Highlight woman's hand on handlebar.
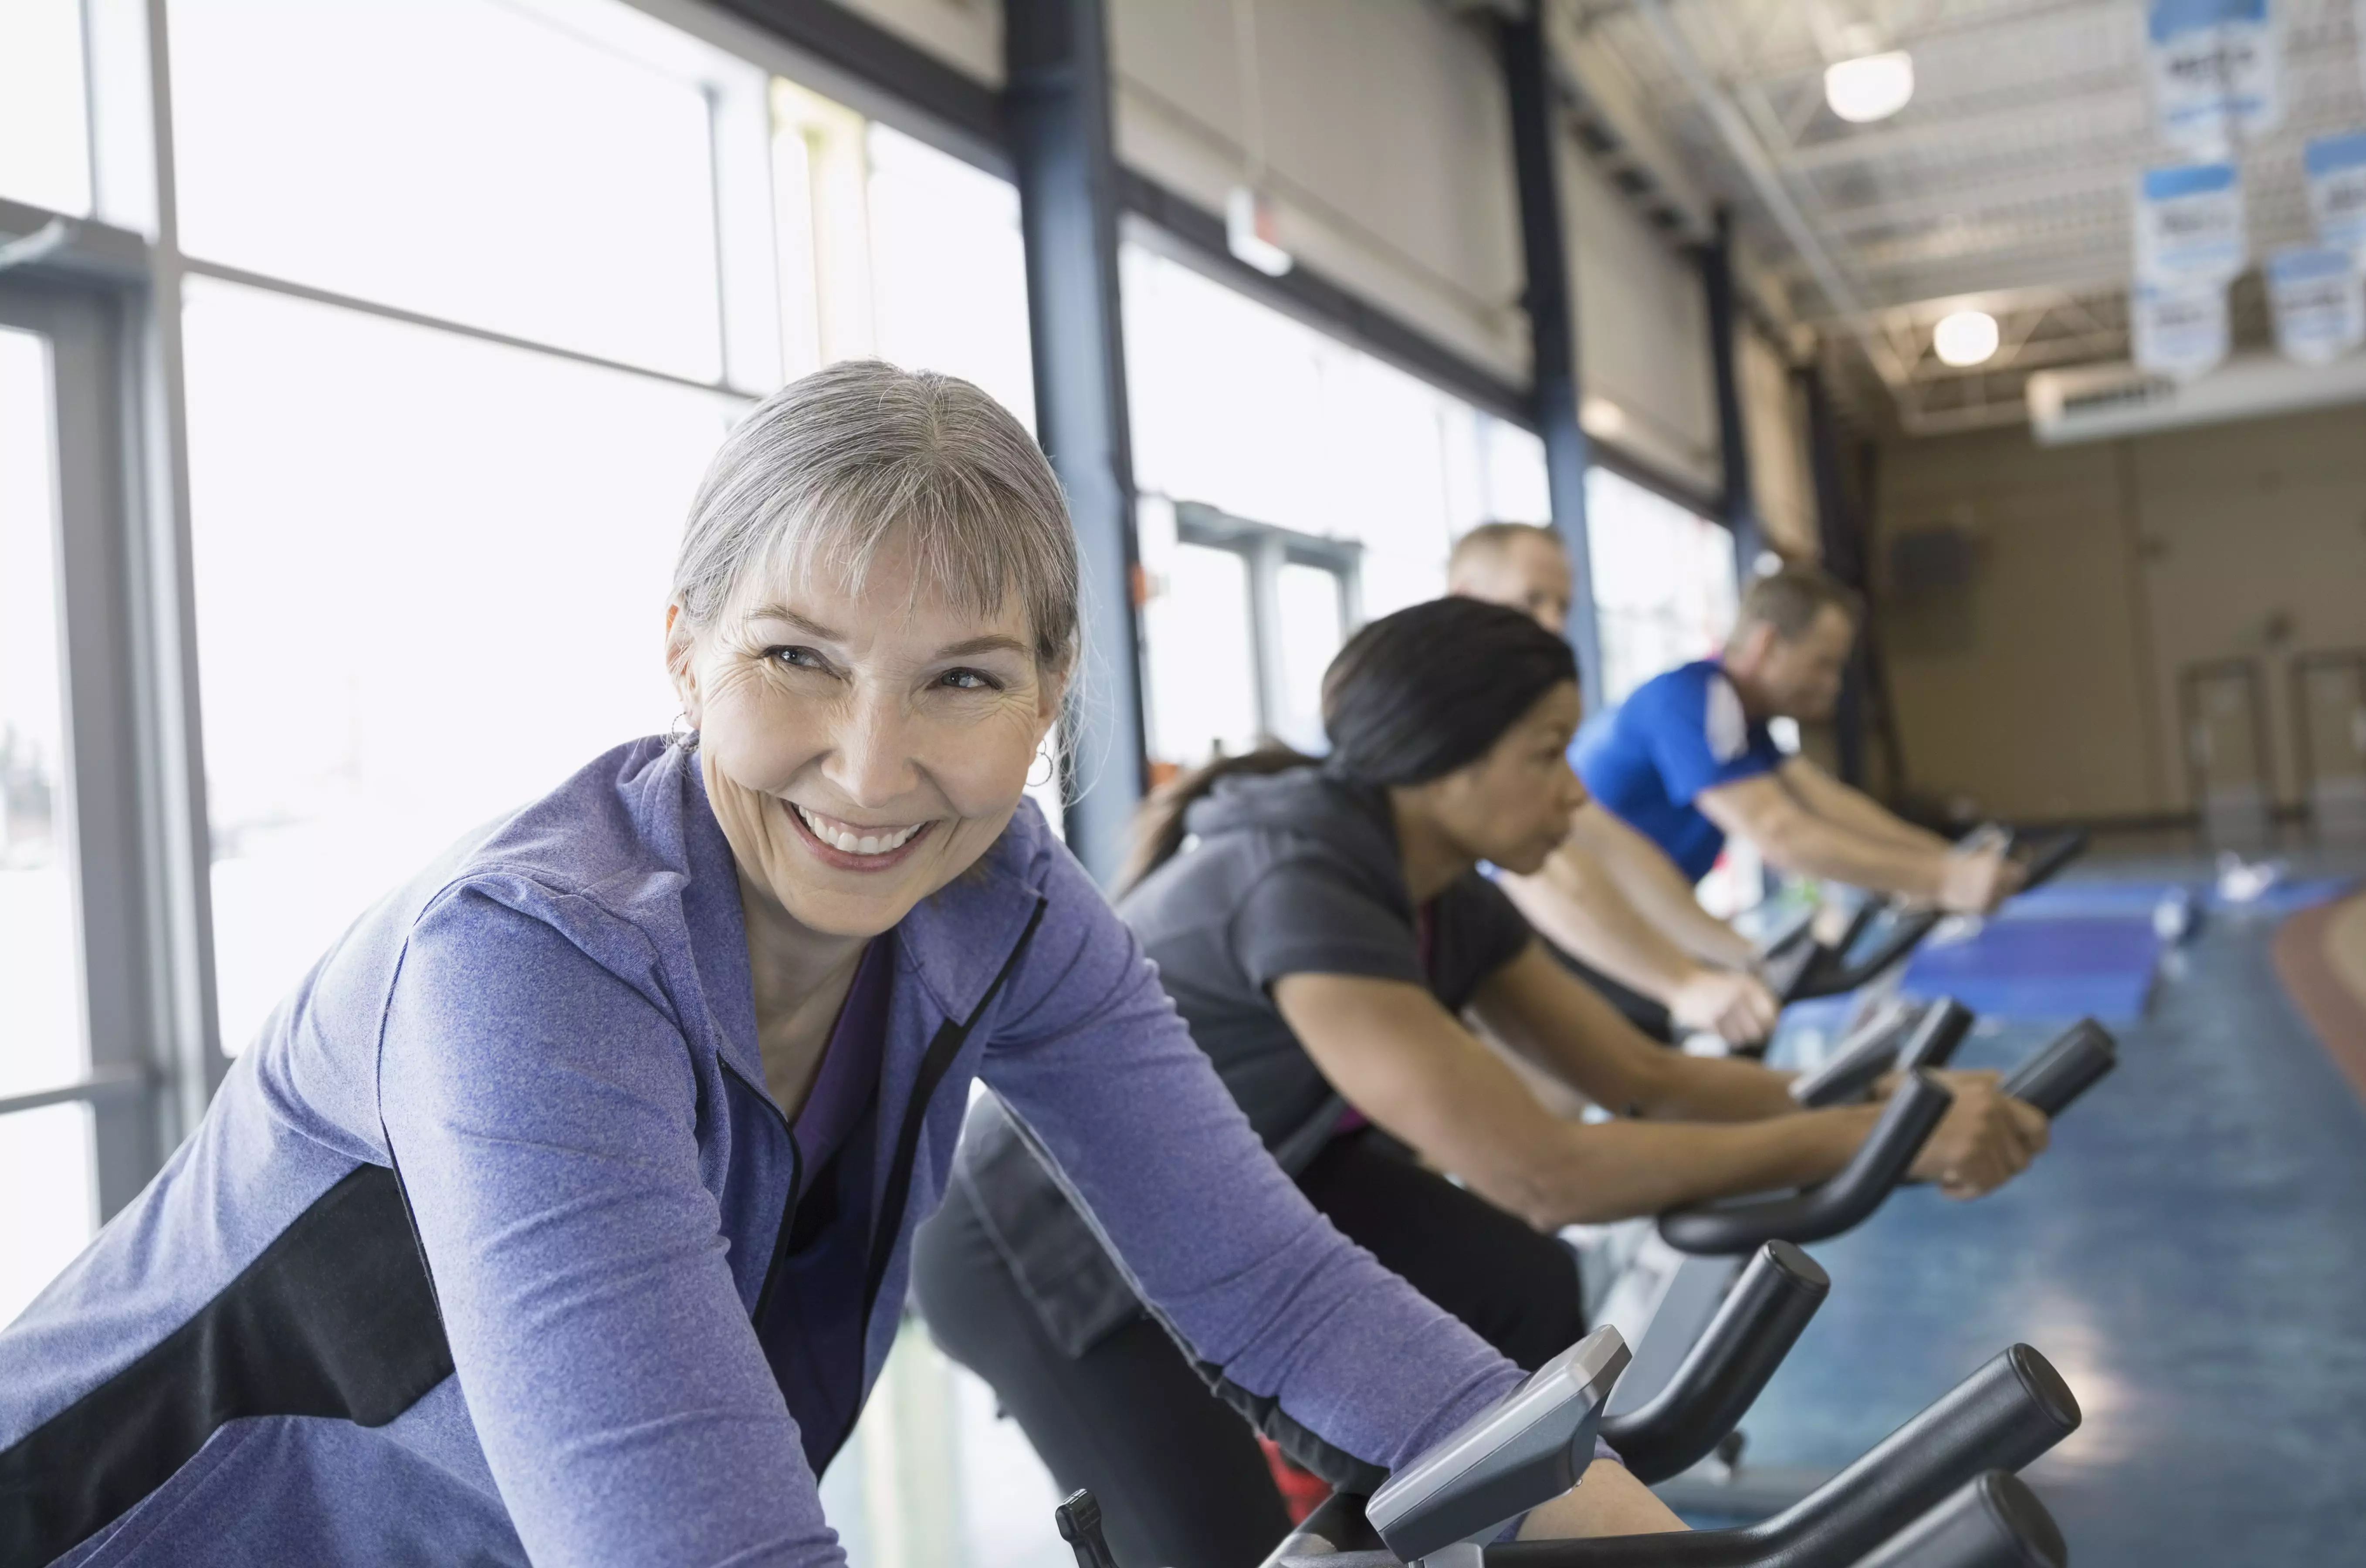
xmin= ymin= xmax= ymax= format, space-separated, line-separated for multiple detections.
xmin=1906 ymin=1074 xmax=2050 ymax=1197
xmin=1938 ymin=844 xmax=2027 ymax=915
xmin=1516 ymin=1460 xmax=1686 ymax=1540
xmin=1669 ymin=966 xmax=1780 ymax=1045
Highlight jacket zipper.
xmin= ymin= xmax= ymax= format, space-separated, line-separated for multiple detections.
xmin=724 ymin=1057 xmax=802 ymax=1328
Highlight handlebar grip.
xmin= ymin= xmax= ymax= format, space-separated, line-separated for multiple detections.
xmin=1788 ymin=909 xmax=1946 ymax=1001
xmin=1896 ymin=998 xmax=1975 ymax=1071
xmin=2011 ymin=829 xmax=2089 ymax=895
xmin=1599 ymin=1242 xmax=1830 ymax=1484
xmin=2000 ymin=1019 xmax=2117 ymax=1118
xmin=1851 ymin=1471 xmax=2068 ymax=1568
xmin=1659 ymin=1072 xmax=1953 ymax=1255
xmin=1485 ymin=1345 xmax=2081 ymax=1568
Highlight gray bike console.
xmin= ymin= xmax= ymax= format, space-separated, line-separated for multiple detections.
xmin=1364 ymin=1327 xmax=1631 ymax=1565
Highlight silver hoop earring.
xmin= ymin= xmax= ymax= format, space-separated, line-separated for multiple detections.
xmin=668 ymin=710 xmax=699 ymax=750
xmin=1027 ymin=746 xmax=1056 ymax=790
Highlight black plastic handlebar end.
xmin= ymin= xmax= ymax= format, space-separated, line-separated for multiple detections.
xmin=1764 ymin=1239 xmax=1831 ymax=1294
xmin=1600 ymin=1242 xmax=1833 ymax=1483
xmin=1898 ymin=998 xmax=1976 ymax=1071
xmin=2005 ymin=1344 xmax=2082 ymax=1436
xmin=2000 ymin=1020 xmax=2118 ymax=1119
xmin=1853 ymin=1471 xmax=2068 ymax=1568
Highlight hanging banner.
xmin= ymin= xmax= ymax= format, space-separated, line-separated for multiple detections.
xmin=2266 ymin=245 xmax=2366 ymax=363
xmin=2147 ymin=0 xmax=2283 ymax=157
xmin=2305 ymin=130 xmax=2366 ymax=254
xmin=2131 ymin=283 xmax=2231 ymax=379
xmin=2134 ymin=162 xmax=2248 ymax=284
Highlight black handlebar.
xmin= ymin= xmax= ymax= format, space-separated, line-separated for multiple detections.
xmin=1600 ymin=1242 xmax=1830 ymax=1484
xmin=1791 ymin=1000 xmax=1920 ymax=1109
xmin=2008 ymin=829 xmax=2088 ymax=895
xmin=1852 ymin=1471 xmax=2068 ymax=1568
xmin=1486 ymin=1344 xmax=2080 ymax=1568
xmin=1895 ymin=998 xmax=1974 ymax=1071
xmin=1660 ymin=1072 xmax=1953 ymax=1255
xmin=1782 ymin=908 xmax=1947 ymax=1001
xmin=1999 ymin=1019 xmax=2117 ymax=1118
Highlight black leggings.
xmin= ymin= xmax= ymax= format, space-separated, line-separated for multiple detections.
xmin=908 ymin=1130 xmax=1584 ymax=1568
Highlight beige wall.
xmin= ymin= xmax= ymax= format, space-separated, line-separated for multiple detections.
xmin=1874 ymin=403 xmax=2366 ymax=821
xmin=1740 ymin=326 xmax=1815 ymax=560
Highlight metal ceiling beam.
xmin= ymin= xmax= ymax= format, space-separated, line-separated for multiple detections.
xmin=1605 ymin=0 xmax=2129 ymax=100
xmin=1815 ymin=160 xmax=2138 ymax=237
xmin=1628 ymin=0 xmax=1910 ymax=388
xmin=1774 ymin=78 xmax=2147 ymax=173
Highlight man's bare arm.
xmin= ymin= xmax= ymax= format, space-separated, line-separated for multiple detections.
xmin=1499 ymin=839 xmax=1777 ymax=1045
xmin=1501 ymin=840 xmax=1709 ymax=999
xmin=1568 ymin=803 xmax=1760 ymax=969
xmin=1699 ymin=774 xmax=1950 ymax=902
xmin=1780 ymin=755 xmax=1951 ymax=854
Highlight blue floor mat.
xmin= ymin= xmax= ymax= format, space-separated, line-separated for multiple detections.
xmin=1728 ymin=902 xmax=2366 ymax=1565
xmin=1900 ymin=917 xmax=2163 ymax=1024
xmin=1999 ymin=874 xmax=2359 ymax=922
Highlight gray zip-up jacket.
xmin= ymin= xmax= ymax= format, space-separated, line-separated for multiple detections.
xmin=0 ymin=739 xmax=1523 ymax=1567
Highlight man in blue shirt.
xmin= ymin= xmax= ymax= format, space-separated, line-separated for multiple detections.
xmin=1577 ymin=565 xmax=2021 ymax=915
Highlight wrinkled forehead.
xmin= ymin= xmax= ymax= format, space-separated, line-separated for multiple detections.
xmin=714 ymin=521 xmax=1033 ymax=649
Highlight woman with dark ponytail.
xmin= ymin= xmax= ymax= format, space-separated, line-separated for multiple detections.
xmin=912 ymin=599 xmax=2044 ymax=1568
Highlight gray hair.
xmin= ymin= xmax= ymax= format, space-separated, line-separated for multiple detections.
xmin=670 ymin=360 xmax=1078 ymax=674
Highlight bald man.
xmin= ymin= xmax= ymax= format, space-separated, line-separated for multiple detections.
xmin=1449 ymin=524 xmax=1777 ymax=1046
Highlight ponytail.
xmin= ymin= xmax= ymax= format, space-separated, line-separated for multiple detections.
xmin=1119 ymin=743 xmax=1316 ymax=894
xmin=1120 ymin=597 xmax=1577 ymax=893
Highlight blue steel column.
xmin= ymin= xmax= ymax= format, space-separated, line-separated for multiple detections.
xmin=1006 ymin=0 xmax=1149 ymax=886
xmin=1802 ymin=363 xmax=1872 ymax=787
xmin=1501 ymin=3 xmax=1604 ymax=715
xmin=1702 ymin=210 xmax=1765 ymax=585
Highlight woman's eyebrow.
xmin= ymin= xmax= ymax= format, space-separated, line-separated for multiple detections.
xmin=741 ymin=606 xmax=842 ymax=640
xmin=934 ymin=634 xmax=1029 ymax=659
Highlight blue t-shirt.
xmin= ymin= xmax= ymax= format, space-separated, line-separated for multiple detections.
xmin=1574 ymin=659 xmax=1785 ymax=882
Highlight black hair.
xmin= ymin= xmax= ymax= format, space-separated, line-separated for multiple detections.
xmin=1121 ymin=597 xmax=1578 ymax=890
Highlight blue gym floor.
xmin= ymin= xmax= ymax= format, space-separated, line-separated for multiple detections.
xmin=1716 ymin=846 xmax=2366 ymax=1561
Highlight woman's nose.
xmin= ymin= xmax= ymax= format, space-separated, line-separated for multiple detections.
xmin=828 ymin=690 xmax=922 ymax=807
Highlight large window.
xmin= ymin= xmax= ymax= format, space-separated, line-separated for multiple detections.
xmin=0 ymin=322 xmax=97 ymax=1326
xmin=1585 ymin=465 xmax=1738 ymax=705
xmin=171 ymin=0 xmax=730 ymax=379
xmin=186 ymin=279 xmax=741 ymax=1053
xmin=0 ymin=1 xmax=91 ymax=215
xmin=1124 ymin=244 xmax=1549 ymax=769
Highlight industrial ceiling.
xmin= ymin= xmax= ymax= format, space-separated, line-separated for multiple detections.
xmin=1554 ymin=0 xmax=2366 ymax=433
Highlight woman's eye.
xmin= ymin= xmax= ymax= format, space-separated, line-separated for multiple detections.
xmin=768 ymin=645 xmax=828 ymax=672
xmin=939 ymin=667 xmax=1001 ymax=692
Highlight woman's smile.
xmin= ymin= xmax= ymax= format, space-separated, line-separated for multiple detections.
xmin=784 ymin=797 xmax=938 ymax=871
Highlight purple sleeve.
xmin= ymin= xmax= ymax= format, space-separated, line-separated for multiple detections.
xmin=978 ymin=838 xmax=1530 ymax=1478
xmin=379 ymin=889 xmax=835 ymax=1568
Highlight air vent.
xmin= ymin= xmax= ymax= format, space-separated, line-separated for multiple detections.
xmin=2028 ymin=353 xmax=2366 ymax=444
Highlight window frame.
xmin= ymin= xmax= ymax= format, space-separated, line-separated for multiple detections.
xmin=1171 ymin=500 xmax=1361 ymax=749
xmin=0 ymin=0 xmax=799 ymax=1218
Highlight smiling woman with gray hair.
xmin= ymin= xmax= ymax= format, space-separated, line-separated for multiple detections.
xmin=0 ymin=361 xmax=1676 ymax=1568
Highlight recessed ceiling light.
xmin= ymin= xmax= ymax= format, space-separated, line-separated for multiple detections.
xmin=1824 ymin=51 xmax=1915 ymax=124
xmin=1933 ymin=309 xmax=2001 ymax=367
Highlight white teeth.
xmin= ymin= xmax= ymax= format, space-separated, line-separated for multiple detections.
xmin=795 ymin=804 xmax=922 ymax=857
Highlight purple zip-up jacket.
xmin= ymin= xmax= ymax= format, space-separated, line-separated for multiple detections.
xmin=0 ymin=738 xmax=1525 ymax=1566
